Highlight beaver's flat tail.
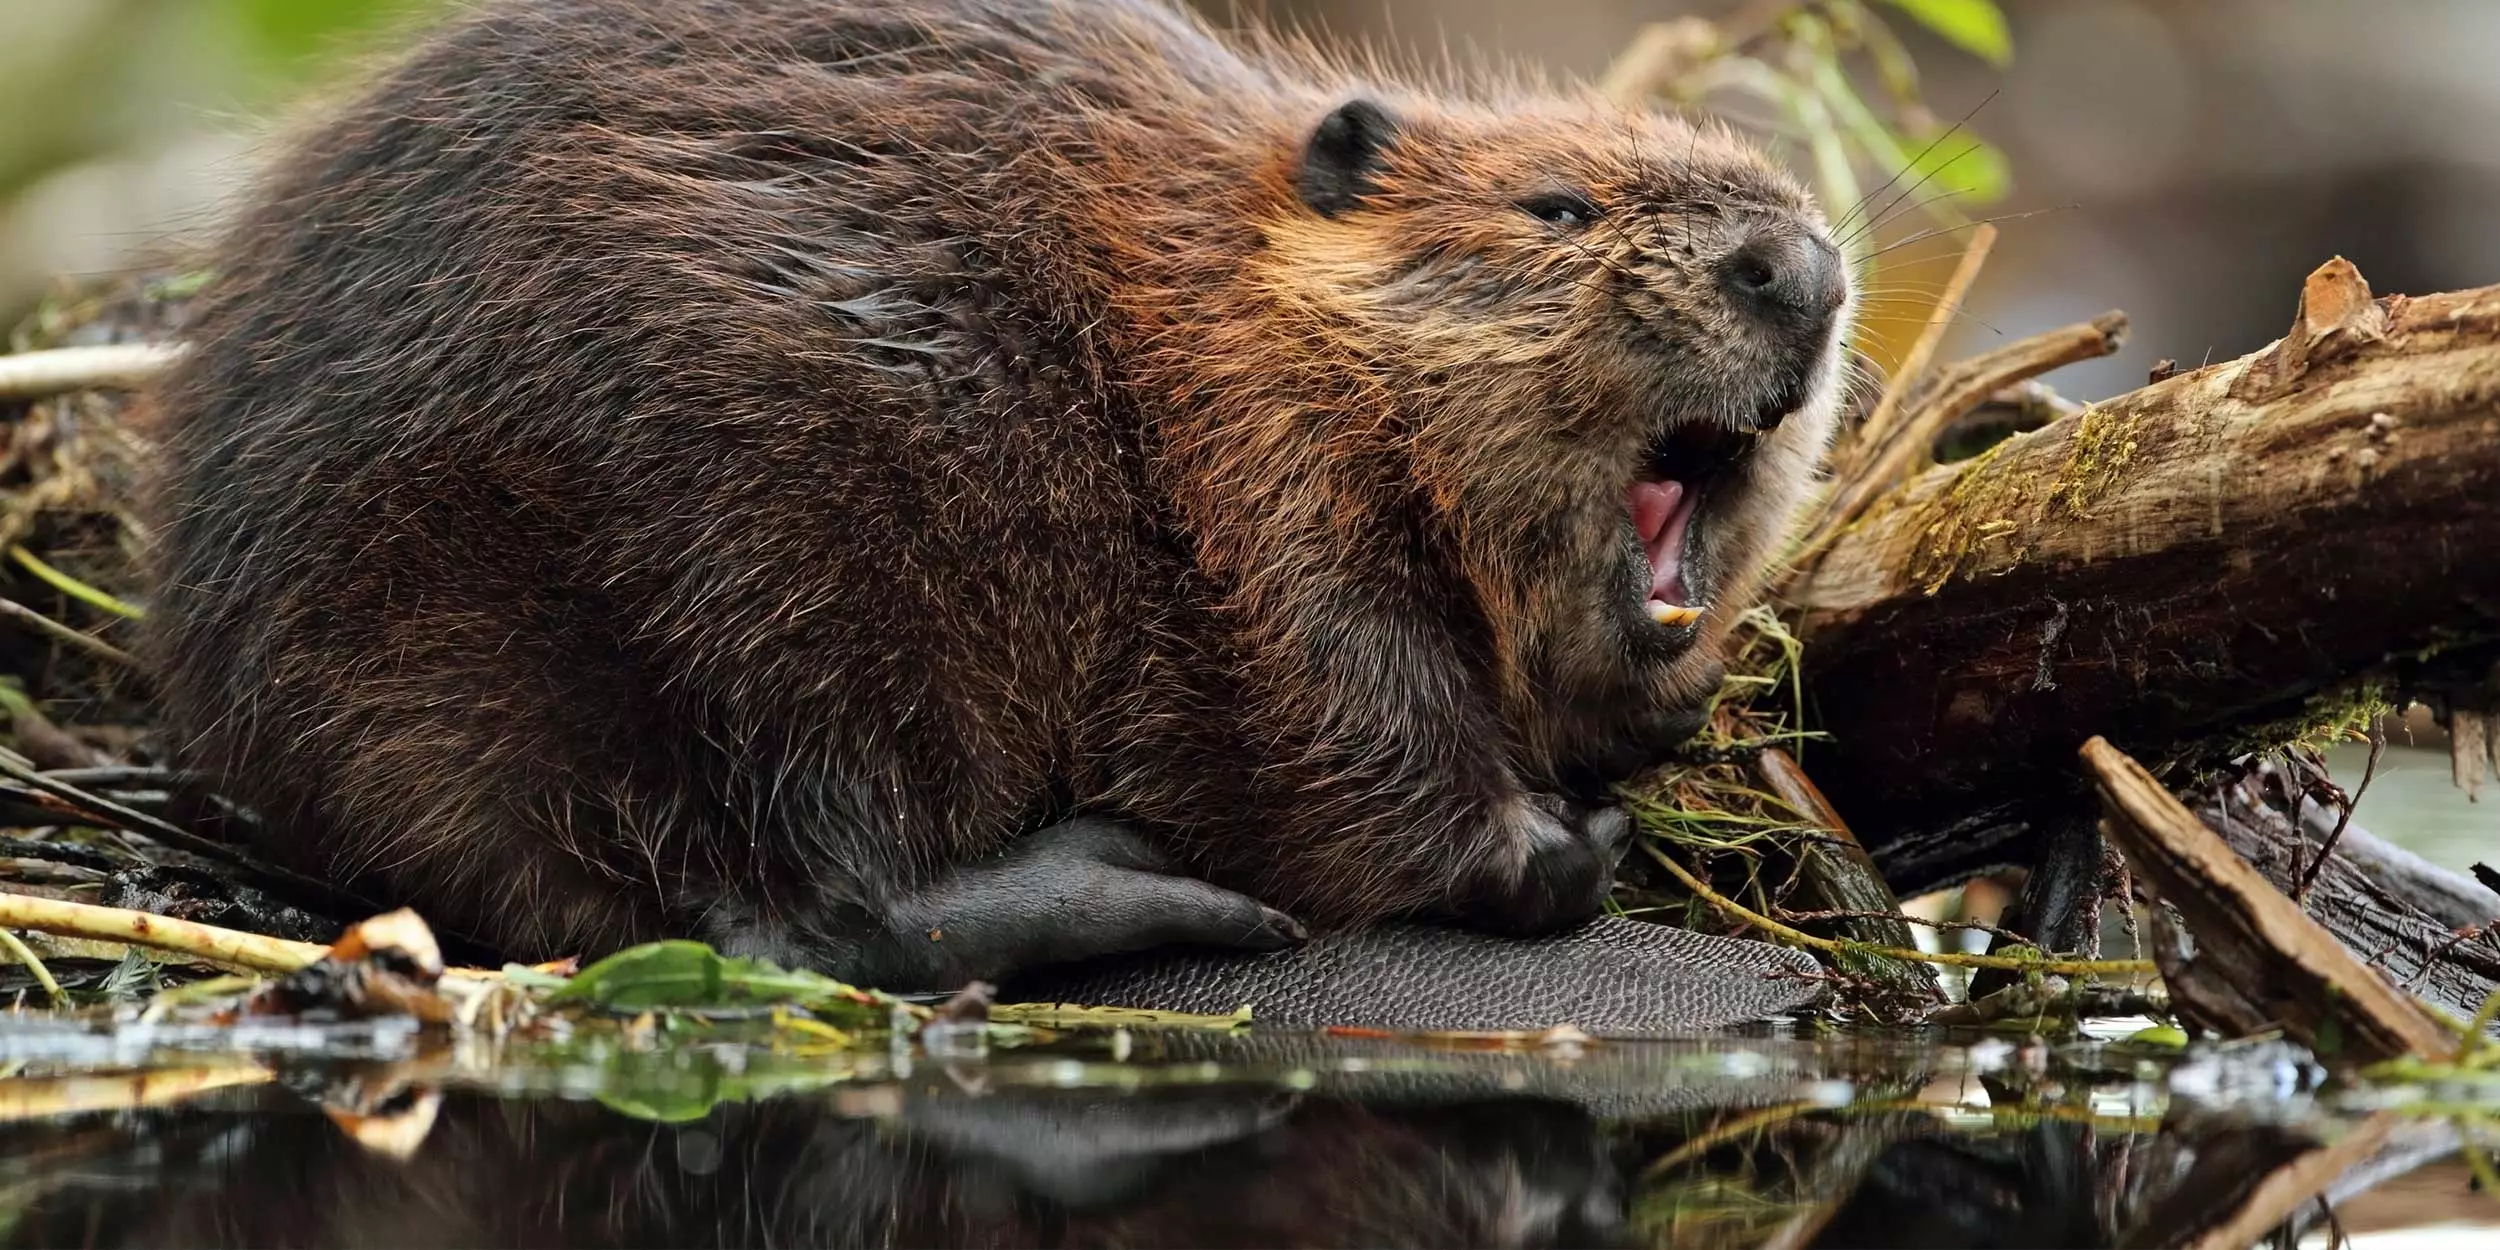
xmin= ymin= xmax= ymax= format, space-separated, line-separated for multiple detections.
xmin=1004 ymin=916 xmax=1824 ymax=1033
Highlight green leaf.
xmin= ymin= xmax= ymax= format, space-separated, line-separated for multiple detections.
xmin=2122 ymin=1024 xmax=2189 ymax=1050
xmin=1881 ymin=0 xmax=2013 ymax=67
xmin=550 ymin=940 xmax=897 ymax=1025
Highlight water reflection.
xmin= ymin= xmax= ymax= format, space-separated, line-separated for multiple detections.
xmin=0 ymin=1027 xmax=2486 ymax=1249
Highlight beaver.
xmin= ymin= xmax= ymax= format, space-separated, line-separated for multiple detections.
xmin=145 ymin=0 xmax=1851 ymax=989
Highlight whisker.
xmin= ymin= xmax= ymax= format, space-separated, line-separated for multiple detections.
xmin=1858 ymin=205 xmax=2077 ymax=262
xmin=1838 ymin=142 xmax=1988 ymax=249
xmin=1831 ymin=88 xmax=2000 ymax=238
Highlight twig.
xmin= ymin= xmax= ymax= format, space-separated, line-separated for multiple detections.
xmin=2453 ymin=709 xmax=2488 ymax=801
xmin=8 ymin=547 xmax=144 ymax=620
xmin=1779 ymin=907 xmax=2031 ymax=947
xmin=1598 ymin=19 xmax=1719 ymax=105
xmin=1639 ymin=1099 xmax=1820 ymax=1178
xmin=0 ymin=891 xmax=327 ymax=974
xmin=1597 ymin=1 xmax=1795 ymax=104
xmin=2180 ymin=1113 xmax=2397 ymax=1250
xmin=0 ymin=749 xmax=383 ymax=918
xmin=1752 ymin=746 xmax=1939 ymax=996
xmin=2297 ymin=721 xmax=2384 ymax=904
xmin=0 ymin=596 xmax=134 ymax=667
xmin=1641 ymin=841 xmax=2153 ymax=976
xmin=0 ymin=344 xmax=183 ymax=401
xmin=1873 ymin=311 xmax=2125 ymax=480
xmin=1926 ymin=977 xmax=2169 ymax=1028
xmin=1801 ymin=222 xmax=1996 ymax=554
xmin=0 ymin=926 xmax=65 ymax=1005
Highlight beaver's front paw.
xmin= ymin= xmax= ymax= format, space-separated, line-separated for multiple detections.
xmin=1452 ymin=796 xmax=1630 ymax=937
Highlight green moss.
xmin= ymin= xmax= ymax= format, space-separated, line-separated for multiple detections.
xmin=2048 ymin=404 xmax=2143 ymax=517
xmin=1902 ymin=435 xmax=2035 ymax=593
xmin=1893 ymin=406 xmax=2148 ymax=595
xmin=2203 ymin=680 xmax=2394 ymax=766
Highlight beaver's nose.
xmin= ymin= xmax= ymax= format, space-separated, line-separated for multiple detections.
xmin=1719 ymin=226 xmax=1845 ymax=336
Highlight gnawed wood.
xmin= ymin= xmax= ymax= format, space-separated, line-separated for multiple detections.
xmin=1807 ymin=223 xmax=1997 ymax=547
xmin=2202 ymin=770 xmax=2500 ymax=1028
xmin=2456 ymin=709 xmax=2490 ymax=801
xmin=2165 ymin=1112 xmax=2397 ymax=1250
xmin=1809 ymin=310 xmax=2126 ymax=558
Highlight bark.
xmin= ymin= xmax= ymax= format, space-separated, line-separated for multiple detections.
xmin=1750 ymin=746 xmax=1939 ymax=1006
xmin=1785 ymin=260 xmax=2500 ymax=892
xmin=2199 ymin=773 xmax=2500 ymax=1028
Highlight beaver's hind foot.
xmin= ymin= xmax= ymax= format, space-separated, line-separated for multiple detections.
xmin=802 ymin=818 xmax=1306 ymax=992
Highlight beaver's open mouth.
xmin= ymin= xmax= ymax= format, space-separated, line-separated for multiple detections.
xmin=1627 ymin=421 xmax=1755 ymax=631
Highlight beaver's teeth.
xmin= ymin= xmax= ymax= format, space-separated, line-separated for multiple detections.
xmin=1647 ymin=601 xmax=1705 ymax=627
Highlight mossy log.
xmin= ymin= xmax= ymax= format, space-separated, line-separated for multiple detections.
xmin=1787 ymin=260 xmax=2500 ymax=893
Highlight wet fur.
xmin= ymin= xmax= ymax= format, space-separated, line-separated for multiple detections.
xmin=145 ymin=0 xmax=1849 ymax=961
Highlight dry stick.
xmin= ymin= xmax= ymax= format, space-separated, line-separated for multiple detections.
xmin=2179 ymin=1112 xmax=2398 ymax=1250
xmin=1800 ymin=222 xmax=1996 ymax=554
xmin=1598 ymin=19 xmax=1717 ymax=104
xmin=0 ymin=891 xmax=328 ymax=974
xmin=1640 ymin=841 xmax=2153 ymax=977
xmin=0 ymin=344 xmax=183 ymax=401
xmin=0 ymin=596 xmax=135 ymax=667
xmin=1597 ymin=0 xmax=1794 ymax=104
xmin=2454 ymin=709 xmax=2489 ymax=802
xmin=0 ymin=926 xmax=65 ymax=1005
xmin=0 ymin=750 xmax=383 ymax=919
xmin=0 ymin=1063 xmax=274 ymax=1122
xmin=1863 ymin=310 xmax=2126 ymax=489
xmin=2081 ymin=736 xmax=2458 ymax=1064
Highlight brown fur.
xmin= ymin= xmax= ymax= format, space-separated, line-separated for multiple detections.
xmin=144 ymin=0 xmax=1850 ymax=965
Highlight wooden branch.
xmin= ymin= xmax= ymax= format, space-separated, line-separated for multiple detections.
xmin=1598 ymin=19 xmax=1719 ymax=104
xmin=1808 ymin=224 xmax=1997 ymax=545
xmin=2171 ymin=1113 xmax=2398 ymax=1250
xmin=1802 ymin=310 xmax=2126 ymax=570
xmin=1785 ymin=260 xmax=2500 ymax=890
xmin=2287 ymin=800 xmax=2500 ymax=935
xmin=2457 ymin=708 xmax=2491 ymax=801
xmin=0 ymin=344 xmax=182 ymax=400
xmin=0 ymin=891 xmax=328 ymax=974
xmin=1752 ymin=747 xmax=1939 ymax=1002
xmin=2083 ymin=737 xmax=2457 ymax=1064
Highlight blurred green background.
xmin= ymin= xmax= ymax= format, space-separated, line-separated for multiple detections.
xmin=0 ymin=0 xmax=444 ymax=314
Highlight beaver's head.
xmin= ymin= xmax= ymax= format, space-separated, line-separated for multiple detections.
xmin=1262 ymin=93 xmax=1855 ymax=788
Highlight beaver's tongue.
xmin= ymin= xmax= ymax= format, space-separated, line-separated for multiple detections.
xmin=1628 ymin=479 xmax=1693 ymax=607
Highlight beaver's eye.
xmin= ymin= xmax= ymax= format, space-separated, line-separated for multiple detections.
xmin=1519 ymin=193 xmax=1598 ymax=228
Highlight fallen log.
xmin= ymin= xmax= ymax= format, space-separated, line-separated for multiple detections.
xmin=1788 ymin=259 xmax=2500 ymax=892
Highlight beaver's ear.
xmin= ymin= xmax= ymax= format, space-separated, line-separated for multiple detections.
xmin=1296 ymin=98 xmax=1399 ymax=218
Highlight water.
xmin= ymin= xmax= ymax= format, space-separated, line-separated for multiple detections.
xmin=0 ymin=1013 xmax=2490 ymax=1248
xmin=2324 ymin=742 xmax=2495 ymax=878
